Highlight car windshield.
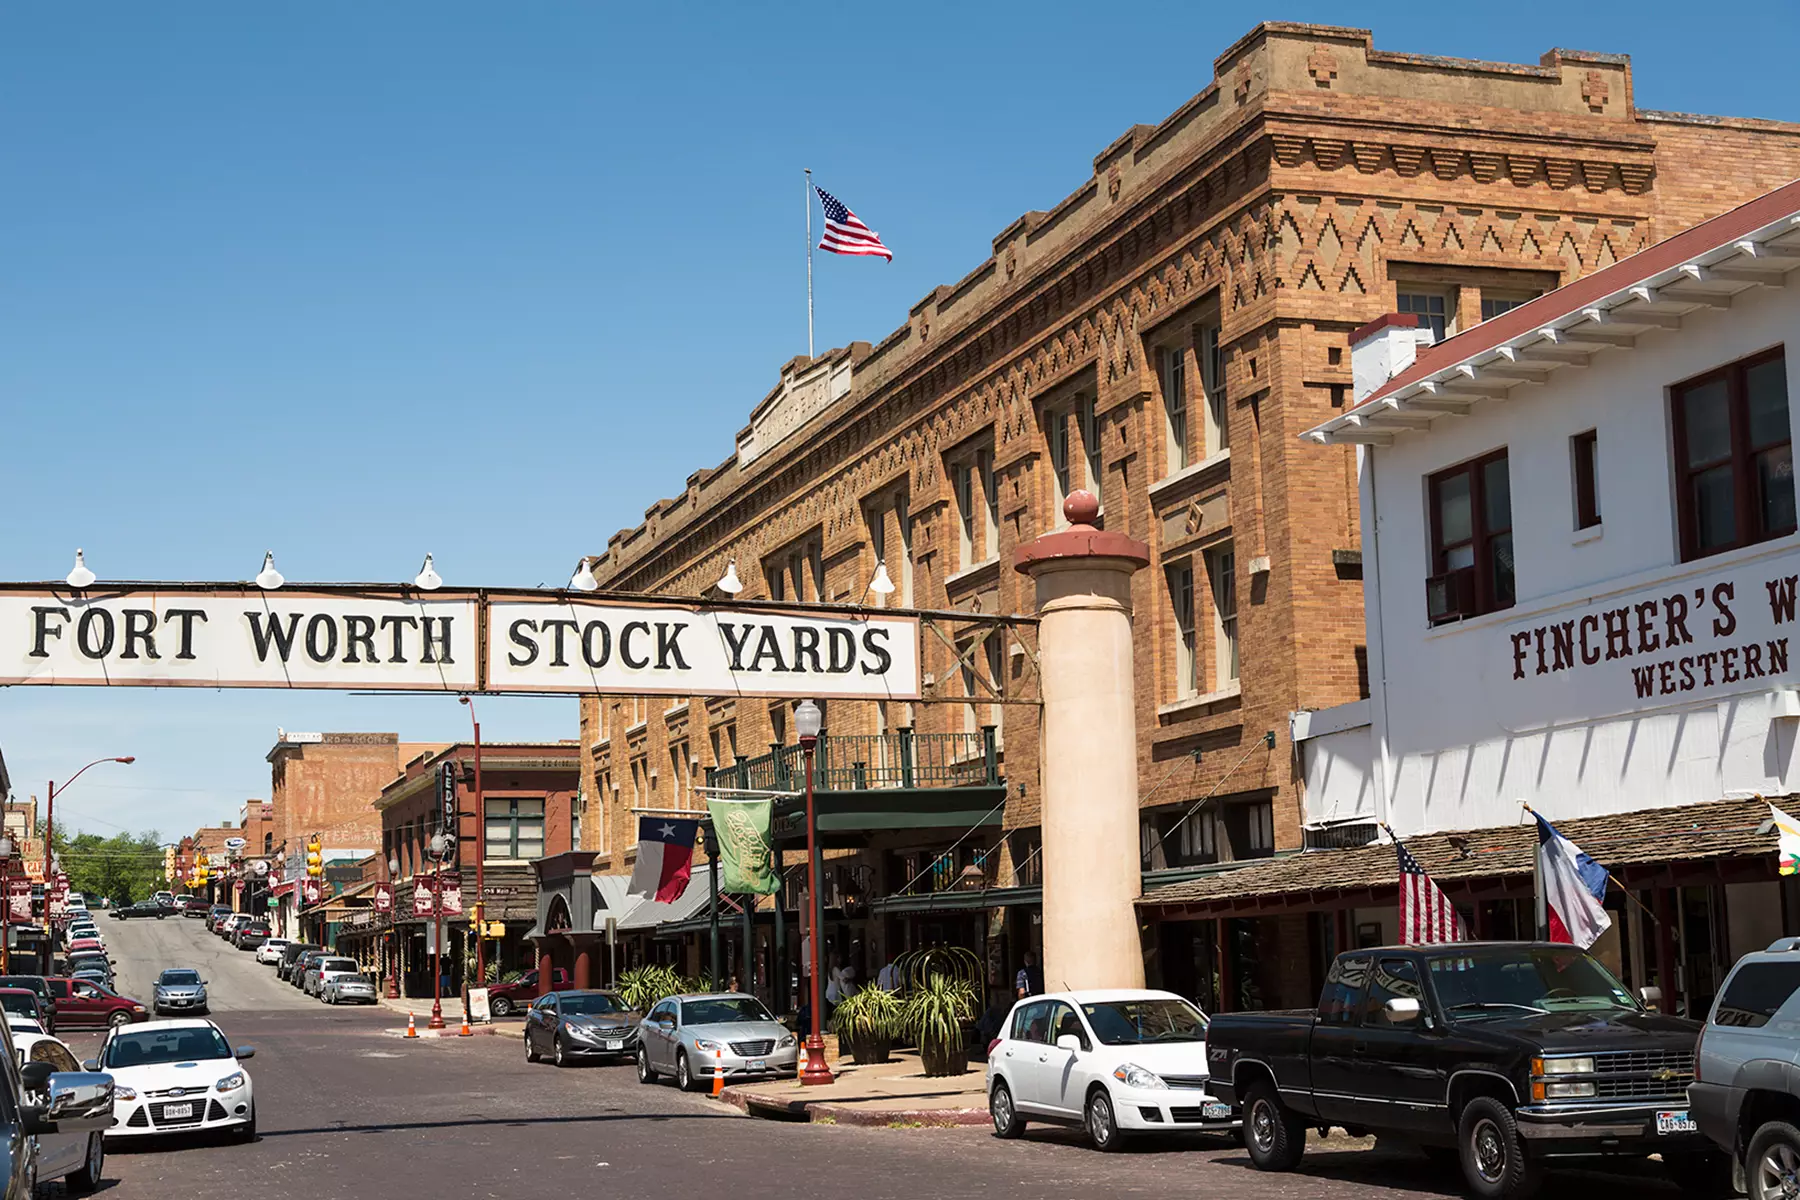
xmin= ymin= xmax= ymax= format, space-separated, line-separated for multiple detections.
xmin=563 ymin=994 xmax=628 ymax=1016
xmin=681 ymin=997 xmax=774 ymax=1025
xmin=158 ymin=971 xmax=200 ymax=986
xmin=1080 ymin=997 xmax=1210 ymax=1045
xmin=105 ymin=1027 xmax=232 ymax=1068
xmin=0 ymin=994 xmax=35 ymax=1017
xmin=321 ymin=959 xmax=357 ymax=972
xmin=1428 ymin=947 xmax=1638 ymax=1018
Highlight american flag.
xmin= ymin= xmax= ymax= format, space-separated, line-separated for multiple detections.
xmin=1396 ymin=839 xmax=1466 ymax=945
xmin=816 ymin=186 xmax=893 ymax=260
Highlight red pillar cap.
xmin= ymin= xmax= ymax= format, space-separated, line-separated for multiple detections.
xmin=1013 ymin=491 xmax=1150 ymax=574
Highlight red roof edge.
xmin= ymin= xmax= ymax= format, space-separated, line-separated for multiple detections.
xmin=1350 ymin=312 xmax=1420 ymax=344
xmin=1357 ymin=176 xmax=1800 ymax=410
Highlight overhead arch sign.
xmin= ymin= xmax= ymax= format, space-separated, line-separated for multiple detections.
xmin=0 ymin=585 xmax=920 ymax=700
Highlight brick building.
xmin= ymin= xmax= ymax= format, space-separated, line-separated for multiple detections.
xmin=577 ymin=22 xmax=1800 ymax=1009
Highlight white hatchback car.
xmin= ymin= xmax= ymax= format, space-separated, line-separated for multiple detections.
xmin=986 ymin=989 xmax=1236 ymax=1150
xmin=255 ymin=938 xmax=292 ymax=966
xmin=90 ymin=1019 xmax=256 ymax=1141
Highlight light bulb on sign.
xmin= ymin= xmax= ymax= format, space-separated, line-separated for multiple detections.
xmin=65 ymin=550 xmax=96 ymax=590
xmin=414 ymin=553 xmax=442 ymax=591
xmin=255 ymin=551 xmax=285 ymax=590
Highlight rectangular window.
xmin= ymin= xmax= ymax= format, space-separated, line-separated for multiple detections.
xmin=1247 ymin=800 xmax=1274 ymax=855
xmin=1672 ymin=348 xmax=1794 ymax=561
xmin=1162 ymin=347 xmax=1188 ymax=474
xmin=808 ymin=542 xmax=824 ymax=601
xmin=1713 ymin=962 xmax=1800 ymax=1028
xmin=981 ymin=449 xmax=997 ymax=558
xmin=1167 ymin=564 xmax=1198 ymax=698
xmin=867 ymin=505 xmax=887 ymax=606
xmin=896 ymin=495 xmax=913 ymax=607
xmin=1427 ymin=450 xmax=1514 ymax=623
xmin=1207 ymin=546 xmax=1239 ymax=688
xmin=955 ymin=462 xmax=975 ymax=567
xmin=1078 ymin=396 xmax=1102 ymax=506
xmin=1200 ymin=324 xmax=1227 ymax=454
xmin=1047 ymin=411 xmax=1071 ymax=508
xmin=484 ymin=798 xmax=545 ymax=861
xmin=769 ymin=565 xmax=785 ymax=602
xmin=952 ymin=450 xmax=995 ymax=568
xmin=1481 ymin=293 xmax=1536 ymax=322
xmin=1397 ymin=290 xmax=1451 ymax=343
xmin=1572 ymin=429 xmax=1600 ymax=530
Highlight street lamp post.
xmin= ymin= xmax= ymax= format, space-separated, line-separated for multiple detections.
xmin=0 ymin=836 xmax=14 ymax=974
xmin=459 ymin=697 xmax=486 ymax=1000
xmin=428 ymin=832 xmax=450 ymax=1030
xmin=45 ymin=756 xmax=135 ymax=882
xmin=386 ymin=856 xmax=401 ymax=999
xmin=794 ymin=700 xmax=833 ymax=1086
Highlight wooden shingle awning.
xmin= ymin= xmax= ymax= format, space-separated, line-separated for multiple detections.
xmin=1138 ymin=796 xmax=1782 ymax=919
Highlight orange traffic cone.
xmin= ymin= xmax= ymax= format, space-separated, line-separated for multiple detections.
xmin=458 ymin=1012 xmax=472 ymax=1037
xmin=404 ymin=1012 xmax=418 ymax=1039
xmin=712 ymin=1047 xmax=724 ymax=1097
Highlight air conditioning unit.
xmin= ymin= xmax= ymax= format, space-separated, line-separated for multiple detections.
xmin=1425 ymin=567 xmax=1477 ymax=625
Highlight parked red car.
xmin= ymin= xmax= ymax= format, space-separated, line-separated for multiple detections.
xmin=484 ymin=968 xmax=571 ymax=1017
xmin=45 ymin=976 xmax=147 ymax=1028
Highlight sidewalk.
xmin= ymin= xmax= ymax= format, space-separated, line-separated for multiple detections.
xmin=718 ymin=1044 xmax=989 ymax=1128
xmin=377 ymin=994 xmax=514 ymax=1038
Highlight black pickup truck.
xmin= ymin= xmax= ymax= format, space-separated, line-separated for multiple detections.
xmin=1205 ymin=942 xmax=1728 ymax=1199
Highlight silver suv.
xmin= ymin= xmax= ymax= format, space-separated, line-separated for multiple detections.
xmin=1692 ymin=936 xmax=1800 ymax=1198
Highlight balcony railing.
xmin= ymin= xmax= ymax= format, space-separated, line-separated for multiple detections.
xmin=706 ymin=728 xmax=1000 ymax=793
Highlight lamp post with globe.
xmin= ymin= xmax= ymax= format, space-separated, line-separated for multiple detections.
xmin=386 ymin=856 xmax=402 ymax=999
xmin=795 ymin=699 xmax=834 ymax=1086
xmin=427 ymin=832 xmax=452 ymax=1030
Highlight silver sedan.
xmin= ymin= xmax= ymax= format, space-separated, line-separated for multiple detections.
xmin=635 ymin=993 xmax=798 ymax=1091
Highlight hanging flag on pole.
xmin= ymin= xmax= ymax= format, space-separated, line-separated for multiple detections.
xmin=1533 ymin=813 xmax=1612 ymax=948
xmin=1771 ymin=802 xmax=1800 ymax=875
xmin=705 ymin=797 xmax=779 ymax=895
xmin=1393 ymin=835 xmax=1465 ymax=945
xmin=628 ymin=816 xmax=699 ymax=903
xmin=815 ymin=186 xmax=893 ymax=260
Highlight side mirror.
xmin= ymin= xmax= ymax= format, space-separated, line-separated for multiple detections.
xmin=41 ymin=1072 xmax=115 ymax=1133
xmin=1639 ymin=986 xmax=1663 ymax=1007
xmin=19 ymin=1061 xmax=52 ymax=1094
xmin=1384 ymin=997 xmax=1423 ymax=1024
xmin=1055 ymin=1034 xmax=1083 ymax=1053
xmin=81 ymin=1059 xmax=99 ymax=1073
xmin=234 ymin=1046 xmax=256 ymax=1060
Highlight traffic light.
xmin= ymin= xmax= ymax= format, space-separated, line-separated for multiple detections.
xmin=306 ymin=837 xmax=323 ymax=878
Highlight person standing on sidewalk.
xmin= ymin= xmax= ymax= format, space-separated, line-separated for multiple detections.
xmin=1014 ymin=951 xmax=1042 ymax=999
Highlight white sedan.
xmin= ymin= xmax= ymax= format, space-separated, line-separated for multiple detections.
xmin=254 ymin=938 xmax=291 ymax=966
xmin=985 ymin=988 xmax=1236 ymax=1150
xmin=91 ymin=1019 xmax=256 ymax=1141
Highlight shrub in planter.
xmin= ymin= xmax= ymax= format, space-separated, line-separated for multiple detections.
xmin=831 ymin=986 xmax=903 ymax=1064
xmin=903 ymin=974 xmax=977 ymax=1077
xmin=617 ymin=964 xmax=686 ymax=1013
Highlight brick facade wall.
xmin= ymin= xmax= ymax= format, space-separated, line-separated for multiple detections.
xmin=576 ymin=24 xmax=1800 ymax=900
xmin=267 ymin=734 xmax=414 ymax=864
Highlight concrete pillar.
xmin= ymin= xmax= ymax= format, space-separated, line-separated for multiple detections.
xmin=537 ymin=945 xmax=554 ymax=990
xmin=1013 ymin=490 xmax=1150 ymax=991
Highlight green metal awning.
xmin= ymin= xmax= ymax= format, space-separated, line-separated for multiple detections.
xmin=869 ymin=883 xmax=1042 ymax=915
xmin=771 ymin=785 xmax=1006 ymax=847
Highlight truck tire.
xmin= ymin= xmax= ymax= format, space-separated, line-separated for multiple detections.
xmin=1243 ymin=1079 xmax=1306 ymax=1172
xmin=1458 ymin=1097 xmax=1543 ymax=1200
xmin=1746 ymin=1121 xmax=1800 ymax=1200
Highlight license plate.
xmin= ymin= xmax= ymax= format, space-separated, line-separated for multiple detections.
xmin=748 ymin=1059 xmax=766 ymax=1071
xmin=162 ymin=1103 xmax=193 ymax=1120
xmin=1202 ymin=1102 xmax=1234 ymax=1120
xmin=1656 ymin=1110 xmax=1697 ymax=1134
xmin=603 ymin=1039 xmax=622 ymax=1051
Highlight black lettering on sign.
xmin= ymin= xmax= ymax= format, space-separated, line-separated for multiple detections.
xmin=827 ymin=628 xmax=856 ymax=673
xmin=1634 ymin=601 xmax=1661 ymax=654
xmin=1549 ymin=621 xmax=1574 ymax=672
xmin=1510 ymin=631 xmax=1531 ymax=681
xmin=30 ymin=607 xmax=68 ymax=658
xmin=343 ymin=615 xmax=377 ymax=664
xmin=860 ymin=627 xmax=892 ymax=675
xmin=1664 ymin=592 xmax=1693 ymax=646
xmin=1679 ymin=657 xmax=1696 ymax=691
xmin=120 ymin=609 xmax=159 ymax=660
xmin=1603 ymin=608 xmax=1631 ymax=660
xmin=165 ymin=609 xmax=207 ymax=660
xmin=1773 ymin=638 xmax=1791 ymax=676
xmin=1578 ymin=614 xmax=1600 ymax=665
xmin=76 ymin=609 xmax=115 ymax=660
xmin=304 ymin=614 xmax=338 ymax=664
xmin=792 ymin=627 xmax=822 ymax=674
xmin=581 ymin=621 xmax=611 ymax=669
xmin=380 ymin=615 xmax=418 ymax=663
xmin=1746 ymin=642 xmax=1766 ymax=679
xmin=748 ymin=626 xmax=787 ymax=672
xmin=1771 ymin=576 xmax=1799 ymax=625
xmin=620 ymin=621 xmax=651 ymax=670
xmin=1713 ymin=583 xmax=1737 ymax=637
xmin=246 ymin=613 xmax=302 ymax=663
xmin=1631 ymin=664 xmax=1656 ymax=699
xmin=719 ymin=624 xmax=754 ymax=671
xmin=507 ymin=619 xmax=540 ymax=667
xmin=1723 ymin=646 xmax=1741 ymax=683
xmin=655 ymin=623 xmax=690 ymax=671
xmin=421 ymin=617 xmax=454 ymax=664
xmin=541 ymin=620 xmax=578 ymax=668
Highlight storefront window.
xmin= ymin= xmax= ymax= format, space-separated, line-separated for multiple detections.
xmin=484 ymin=798 xmax=545 ymax=861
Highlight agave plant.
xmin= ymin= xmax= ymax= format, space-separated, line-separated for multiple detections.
xmin=903 ymin=973 xmax=977 ymax=1077
xmin=832 ymin=986 xmax=904 ymax=1064
xmin=617 ymin=964 xmax=687 ymax=1012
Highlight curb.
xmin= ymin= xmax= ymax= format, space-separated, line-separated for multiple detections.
xmin=717 ymin=1085 xmax=987 ymax=1128
xmin=384 ymin=1024 xmax=506 ymax=1039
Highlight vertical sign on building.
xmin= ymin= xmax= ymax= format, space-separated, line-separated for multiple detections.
xmin=439 ymin=762 xmax=458 ymax=840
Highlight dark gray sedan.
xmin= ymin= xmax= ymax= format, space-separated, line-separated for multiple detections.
xmin=523 ymin=990 xmax=642 ymax=1068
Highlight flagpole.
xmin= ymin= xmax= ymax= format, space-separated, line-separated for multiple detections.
xmin=805 ymin=168 xmax=815 ymax=359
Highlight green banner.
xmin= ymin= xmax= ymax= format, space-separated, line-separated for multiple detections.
xmin=707 ymin=798 xmax=779 ymax=895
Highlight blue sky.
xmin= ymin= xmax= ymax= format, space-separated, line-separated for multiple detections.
xmin=3 ymin=2 xmax=1796 ymax=839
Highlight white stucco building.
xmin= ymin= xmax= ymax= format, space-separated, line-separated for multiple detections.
xmin=1152 ymin=179 xmax=1800 ymax=1018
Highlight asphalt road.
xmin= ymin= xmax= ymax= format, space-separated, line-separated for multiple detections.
xmin=55 ymin=914 xmax=1696 ymax=1200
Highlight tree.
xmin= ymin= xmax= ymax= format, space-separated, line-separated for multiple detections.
xmin=52 ymin=829 xmax=166 ymax=905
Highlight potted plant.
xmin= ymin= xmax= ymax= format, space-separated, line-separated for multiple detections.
xmin=832 ymin=985 xmax=903 ymax=1064
xmin=903 ymin=973 xmax=976 ymax=1077
xmin=617 ymin=964 xmax=685 ymax=1012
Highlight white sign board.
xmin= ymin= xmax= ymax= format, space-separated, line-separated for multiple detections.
xmin=468 ymin=987 xmax=491 ymax=1024
xmin=0 ymin=590 xmax=478 ymax=690
xmin=485 ymin=598 xmax=920 ymax=700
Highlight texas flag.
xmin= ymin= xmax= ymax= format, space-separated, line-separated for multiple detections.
xmin=628 ymin=817 xmax=699 ymax=903
xmin=1534 ymin=814 xmax=1612 ymax=948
